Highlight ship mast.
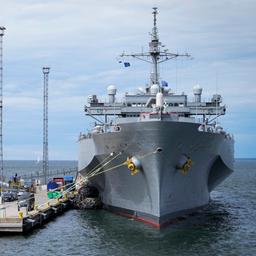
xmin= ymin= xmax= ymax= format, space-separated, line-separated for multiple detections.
xmin=120 ymin=7 xmax=190 ymax=89
xmin=150 ymin=7 xmax=160 ymax=85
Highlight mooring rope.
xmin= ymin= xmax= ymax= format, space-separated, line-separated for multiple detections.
xmin=86 ymin=152 xmax=122 ymax=178
xmin=32 ymin=148 xmax=160 ymax=211
xmin=85 ymin=148 xmax=159 ymax=179
xmin=85 ymin=153 xmax=115 ymax=177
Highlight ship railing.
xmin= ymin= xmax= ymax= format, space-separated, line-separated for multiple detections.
xmin=198 ymin=124 xmax=233 ymax=140
xmin=78 ymin=133 xmax=92 ymax=140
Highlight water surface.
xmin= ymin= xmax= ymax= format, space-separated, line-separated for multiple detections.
xmin=1 ymin=159 xmax=255 ymax=256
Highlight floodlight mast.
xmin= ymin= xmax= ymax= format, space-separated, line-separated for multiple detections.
xmin=42 ymin=67 xmax=50 ymax=185
xmin=0 ymin=27 xmax=6 ymax=185
xmin=120 ymin=7 xmax=190 ymax=88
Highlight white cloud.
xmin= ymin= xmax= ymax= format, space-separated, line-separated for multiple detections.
xmin=0 ymin=0 xmax=255 ymax=158
xmin=4 ymin=144 xmax=42 ymax=160
xmin=5 ymin=96 xmax=41 ymax=110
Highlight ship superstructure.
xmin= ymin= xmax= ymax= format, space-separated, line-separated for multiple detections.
xmin=78 ymin=8 xmax=234 ymax=228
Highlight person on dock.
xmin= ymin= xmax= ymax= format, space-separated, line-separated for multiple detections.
xmin=13 ymin=173 xmax=18 ymax=183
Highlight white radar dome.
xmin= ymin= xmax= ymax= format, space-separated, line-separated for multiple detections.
xmin=150 ymin=84 xmax=159 ymax=95
xmin=107 ymin=85 xmax=117 ymax=95
xmin=137 ymin=87 xmax=145 ymax=94
xmin=193 ymin=84 xmax=203 ymax=95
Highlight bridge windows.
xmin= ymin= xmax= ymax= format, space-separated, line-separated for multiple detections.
xmin=126 ymin=114 xmax=140 ymax=117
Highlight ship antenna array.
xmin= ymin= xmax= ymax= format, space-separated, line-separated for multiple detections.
xmin=42 ymin=67 xmax=50 ymax=185
xmin=0 ymin=27 xmax=6 ymax=185
xmin=120 ymin=7 xmax=191 ymax=87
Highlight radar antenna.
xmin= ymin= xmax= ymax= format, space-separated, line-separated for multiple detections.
xmin=120 ymin=7 xmax=190 ymax=88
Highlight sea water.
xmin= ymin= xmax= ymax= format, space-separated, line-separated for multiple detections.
xmin=0 ymin=159 xmax=255 ymax=256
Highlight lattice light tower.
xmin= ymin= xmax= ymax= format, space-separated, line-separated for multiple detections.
xmin=0 ymin=27 xmax=6 ymax=184
xmin=42 ymin=67 xmax=50 ymax=185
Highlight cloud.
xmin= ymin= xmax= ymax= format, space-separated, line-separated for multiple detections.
xmin=0 ymin=0 xmax=255 ymax=159
xmin=5 ymin=96 xmax=41 ymax=110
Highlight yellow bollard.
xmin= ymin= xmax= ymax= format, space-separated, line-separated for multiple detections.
xmin=18 ymin=211 xmax=23 ymax=220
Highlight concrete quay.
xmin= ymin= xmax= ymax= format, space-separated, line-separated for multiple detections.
xmin=0 ymin=188 xmax=75 ymax=233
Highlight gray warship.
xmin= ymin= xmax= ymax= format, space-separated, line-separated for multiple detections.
xmin=78 ymin=7 xmax=234 ymax=228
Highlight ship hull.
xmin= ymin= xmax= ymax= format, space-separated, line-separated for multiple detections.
xmin=78 ymin=121 xmax=234 ymax=228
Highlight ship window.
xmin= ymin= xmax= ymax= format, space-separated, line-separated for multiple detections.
xmin=174 ymin=103 xmax=178 ymax=107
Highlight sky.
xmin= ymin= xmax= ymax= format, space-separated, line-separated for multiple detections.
xmin=0 ymin=0 xmax=255 ymax=160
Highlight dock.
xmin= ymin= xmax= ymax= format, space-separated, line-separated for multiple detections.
xmin=0 ymin=188 xmax=75 ymax=233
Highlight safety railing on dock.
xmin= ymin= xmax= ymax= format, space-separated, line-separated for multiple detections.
xmin=22 ymin=167 xmax=78 ymax=182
